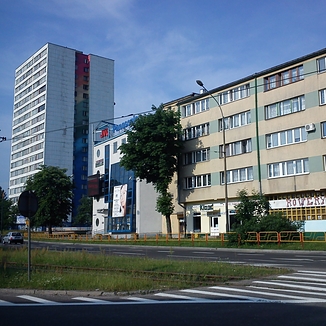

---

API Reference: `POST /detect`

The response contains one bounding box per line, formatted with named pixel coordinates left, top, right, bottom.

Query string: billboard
left=112, top=184, right=127, bottom=217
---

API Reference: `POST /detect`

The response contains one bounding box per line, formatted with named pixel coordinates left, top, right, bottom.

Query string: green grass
left=0, top=247, right=288, bottom=292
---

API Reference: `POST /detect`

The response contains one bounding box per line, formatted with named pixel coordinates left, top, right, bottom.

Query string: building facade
left=9, top=43, right=114, bottom=221
left=90, top=120, right=162, bottom=236
left=165, top=48, right=326, bottom=235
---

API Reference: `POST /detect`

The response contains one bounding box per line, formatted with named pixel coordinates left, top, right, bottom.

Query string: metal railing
left=23, top=231, right=326, bottom=247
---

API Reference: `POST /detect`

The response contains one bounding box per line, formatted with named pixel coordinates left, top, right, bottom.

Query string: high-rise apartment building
left=165, top=48, right=326, bottom=235
left=9, top=43, right=114, bottom=221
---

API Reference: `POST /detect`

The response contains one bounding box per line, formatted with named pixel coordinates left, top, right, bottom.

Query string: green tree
left=24, top=165, right=73, bottom=234
left=73, top=196, right=93, bottom=226
left=0, top=187, right=14, bottom=231
left=230, top=189, right=302, bottom=244
left=119, top=104, right=183, bottom=234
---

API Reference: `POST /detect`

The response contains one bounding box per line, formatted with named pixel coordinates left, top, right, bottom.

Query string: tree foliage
left=119, top=104, right=183, bottom=234
left=24, top=165, right=73, bottom=233
left=0, top=187, right=14, bottom=230
left=229, top=189, right=302, bottom=244
left=73, top=196, right=93, bottom=226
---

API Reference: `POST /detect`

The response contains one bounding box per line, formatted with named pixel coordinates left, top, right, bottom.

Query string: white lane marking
left=253, top=280, right=326, bottom=292
left=278, top=275, right=326, bottom=283
left=237, top=253, right=264, bottom=256
left=181, top=289, right=272, bottom=302
left=72, top=297, right=110, bottom=303
left=127, top=297, right=156, bottom=302
left=112, top=252, right=145, bottom=256
left=249, top=285, right=326, bottom=298
left=297, top=270, right=326, bottom=275
left=192, top=252, right=215, bottom=255
left=154, top=293, right=205, bottom=301
left=0, top=300, right=14, bottom=306
left=273, top=258, right=313, bottom=261
left=17, top=295, right=57, bottom=304
left=209, top=286, right=321, bottom=301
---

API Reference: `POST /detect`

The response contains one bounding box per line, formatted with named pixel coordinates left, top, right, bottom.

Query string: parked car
left=2, top=232, right=24, bottom=244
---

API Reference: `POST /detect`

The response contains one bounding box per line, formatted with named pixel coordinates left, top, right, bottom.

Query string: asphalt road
left=29, top=241, right=326, bottom=271
left=2, top=301, right=326, bottom=326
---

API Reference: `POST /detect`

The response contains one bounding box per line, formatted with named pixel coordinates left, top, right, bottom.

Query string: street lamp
left=196, top=80, right=230, bottom=232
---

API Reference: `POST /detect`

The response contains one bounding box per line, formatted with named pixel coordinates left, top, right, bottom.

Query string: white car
left=2, top=232, right=24, bottom=244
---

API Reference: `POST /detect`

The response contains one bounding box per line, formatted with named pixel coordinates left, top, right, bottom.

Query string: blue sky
left=1, top=0, right=326, bottom=192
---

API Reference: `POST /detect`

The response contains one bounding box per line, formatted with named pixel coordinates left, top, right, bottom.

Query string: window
left=321, top=122, right=326, bottom=138
left=222, top=139, right=252, bottom=157
left=317, top=57, right=326, bottom=73
left=83, top=85, right=89, bottom=90
left=220, top=167, right=253, bottom=184
left=83, top=93, right=89, bottom=99
left=113, top=141, right=118, bottom=153
left=268, top=158, right=309, bottom=178
left=184, top=148, right=210, bottom=165
left=83, top=76, right=89, bottom=81
left=266, top=127, right=307, bottom=148
left=84, top=67, right=89, bottom=73
left=183, top=123, right=209, bottom=140
left=265, top=96, right=305, bottom=119
left=185, top=174, right=211, bottom=189
left=319, top=89, right=326, bottom=105
left=264, top=65, right=304, bottom=91
left=219, top=110, right=251, bottom=131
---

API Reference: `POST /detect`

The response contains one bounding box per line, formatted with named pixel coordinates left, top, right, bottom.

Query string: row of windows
left=265, top=95, right=305, bottom=119
left=11, top=152, right=43, bottom=169
left=221, top=166, right=253, bottom=185
left=10, top=176, right=28, bottom=186
left=14, top=85, right=46, bottom=110
left=13, top=104, right=45, bottom=127
left=13, top=113, right=45, bottom=135
left=222, top=139, right=252, bottom=157
left=12, top=123, right=44, bottom=144
left=12, top=143, right=44, bottom=162
left=268, top=158, right=309, bottom=178
left=219, top=111, right=251, bottom=131
left=266, top=127, right=307, bottom=149
left=15, top=49, right=47, bottom=78
left=183, top=123, right=209, bottom=140
left=11, top=133, right=44, bottom=153
left=15, top=69, right=45, bottom=93
left=185, top=174, right=211, bottom=189
left=182, top=99, right=209, bottom=117
left=184, top=148, right=210, bottom=165
left=264, top=65, right=304, bottom=91
left=15, top=75, right=46, bottom=100
left=10, top=162, right=42, bottom=177
left=15, top=57, right=47, bottom=86
left=217, top=83, right=250, bottom=105
left=185, top=158, right=309, bottom=189
left=13, top=94, right=46, bottom=120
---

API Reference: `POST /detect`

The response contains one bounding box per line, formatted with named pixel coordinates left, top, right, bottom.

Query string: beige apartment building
left=165, top=48, right=326, bottom=235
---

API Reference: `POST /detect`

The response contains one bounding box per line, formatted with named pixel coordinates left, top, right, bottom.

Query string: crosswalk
left=1, top=270, right=326, bottom=306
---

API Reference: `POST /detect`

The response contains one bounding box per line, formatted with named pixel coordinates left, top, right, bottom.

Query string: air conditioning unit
left=305, top=123, right=316, bottom=132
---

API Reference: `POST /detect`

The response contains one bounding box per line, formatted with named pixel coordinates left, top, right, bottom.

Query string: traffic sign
left=18, top=190, right=38, bottom=218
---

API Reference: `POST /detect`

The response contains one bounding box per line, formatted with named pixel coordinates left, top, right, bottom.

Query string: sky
left=1, top=0, right=326, bottom=192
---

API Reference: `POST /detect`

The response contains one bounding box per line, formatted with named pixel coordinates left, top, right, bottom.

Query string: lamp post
left=196, top=80, right=230, bottom=232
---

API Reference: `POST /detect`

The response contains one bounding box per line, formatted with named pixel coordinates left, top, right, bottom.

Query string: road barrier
left=23, top=231, right=326, bottom=247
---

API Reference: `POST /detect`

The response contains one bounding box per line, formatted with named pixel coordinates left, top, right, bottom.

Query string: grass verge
left=0, top=247, right=288, bottom=293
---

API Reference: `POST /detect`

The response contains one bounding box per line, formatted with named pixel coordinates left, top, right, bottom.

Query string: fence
left=23, top=231, right=326, bottom=247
